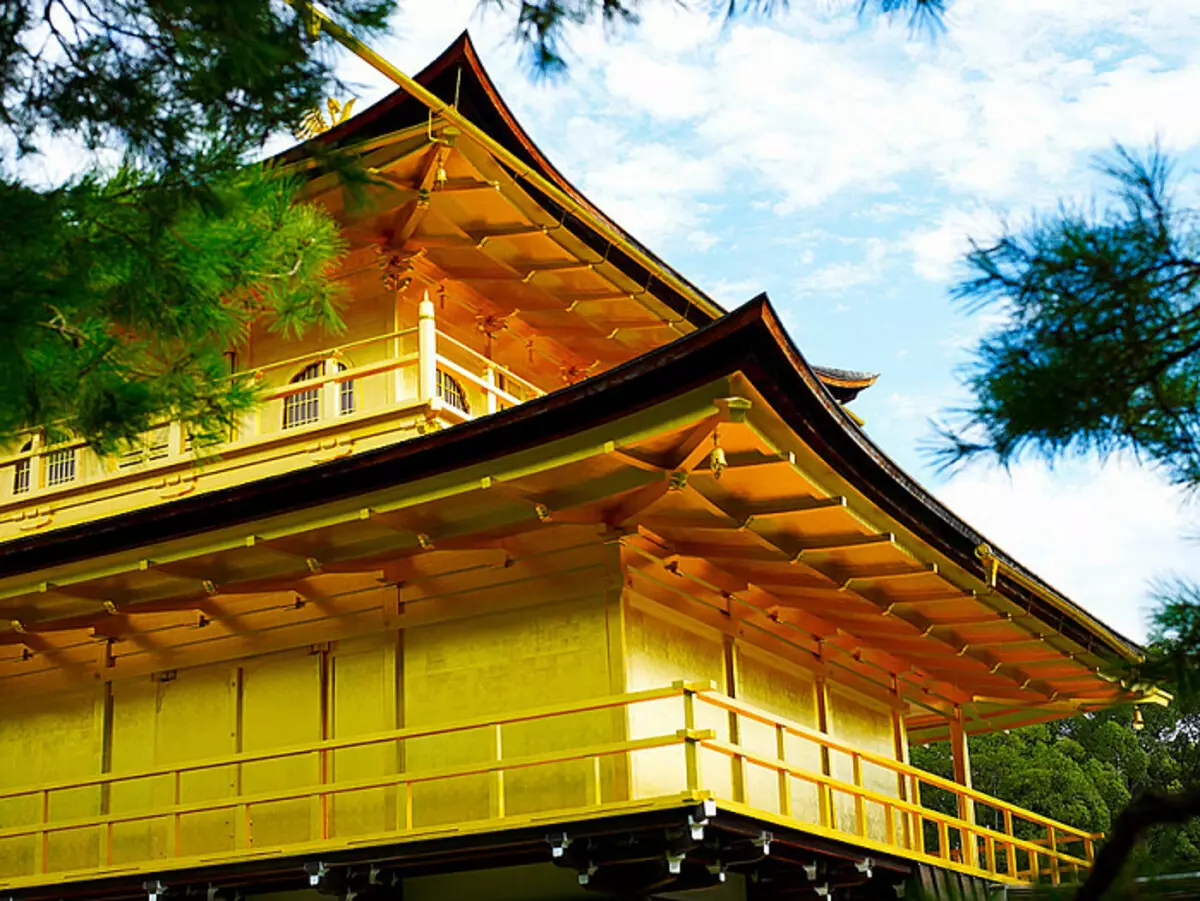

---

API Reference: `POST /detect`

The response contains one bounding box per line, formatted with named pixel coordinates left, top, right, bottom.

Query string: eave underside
left=0, top=350, right=1145, bottom=741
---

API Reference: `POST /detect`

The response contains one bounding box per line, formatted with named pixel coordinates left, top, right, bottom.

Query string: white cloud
left=905, top=207, right=1004, bottom=282
left=796, top=238, right=888, bottom=292
left=935, top=457, right=1200, bottom=643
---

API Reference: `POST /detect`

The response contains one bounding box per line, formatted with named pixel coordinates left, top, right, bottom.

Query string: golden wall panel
left=403, top=591, right=617, bottom=827
left=0, top=687, right=102, bottom=877
left=827, top=685, right=899, bottom=843
left=329, top=634, right=399, bottom=837
left=240, top=651, right=323, bottom=849
left=734, top=646, right=822, bottom=824
left=109, top=664, right=239, bottom=862
left=624, top=599, right=731, bottom=800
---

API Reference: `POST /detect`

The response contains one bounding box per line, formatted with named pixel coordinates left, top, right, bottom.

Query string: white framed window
left=437, top=369, right=470, bottom=414
left=13, top=439, right=32, bottom=495
left=283, top=359, right=355, bottom=429
left=45, top=447, right=76, bottom=487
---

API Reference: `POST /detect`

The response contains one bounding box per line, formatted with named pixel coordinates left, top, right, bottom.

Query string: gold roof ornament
left=294, top=97, right=357, bottom=140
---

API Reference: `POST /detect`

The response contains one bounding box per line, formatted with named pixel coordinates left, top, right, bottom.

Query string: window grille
left=12, top=439, right=32, bottom=495
left=437, top=369, right=470, bottom=414
left=283, top=360, right=355, bottom=429
left=118, top=426, right=172, bottom=469
left=283, top=361, right=324, bottom=429
left=45, top=447, right=76, bottom=487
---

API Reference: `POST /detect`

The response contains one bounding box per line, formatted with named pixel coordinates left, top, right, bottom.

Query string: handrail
left=0, top=321, right=549, bottom=506
left=694, top=688, right=1098, bottom=842
left=0, top=683, right=685, bottom=801
left=0, top=733, right=688, bottom=843
left=436, top=330, right=543, bottom=398
left=0, top=682, right=1094, bottom=888
left=701, top=736, right=1090, bottom=868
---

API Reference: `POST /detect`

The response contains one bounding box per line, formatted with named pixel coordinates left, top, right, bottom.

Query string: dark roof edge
left=280, top=31, right=721, bottom=331
left=0, top=296, right=1141, bottom=664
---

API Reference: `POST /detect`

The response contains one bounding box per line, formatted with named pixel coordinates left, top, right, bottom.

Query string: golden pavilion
left=0, top=25, right=1162, bottom=901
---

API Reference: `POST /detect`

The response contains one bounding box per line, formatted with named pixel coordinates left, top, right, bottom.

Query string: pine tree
left=940, top=147, right=1200, bottom=898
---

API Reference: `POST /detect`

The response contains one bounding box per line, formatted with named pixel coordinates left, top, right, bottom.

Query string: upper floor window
left=283, top=359, right=355, bottom=429
left=437, top=369, right=470, bottom=415
left=45, top=446, right=76, bottom=487
left=13, top=439, right=32, bottom=495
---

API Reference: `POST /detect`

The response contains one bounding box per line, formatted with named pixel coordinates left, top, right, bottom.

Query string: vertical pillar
left=29, top=430, right=44, bottom=492
left=392, top=288, right=405, bottom=405
left=722, top=635, right=745, bottom=803
left=949, top=707, right=978, bottom=866
left=484, top=368, right=498, bottom=415
left=891, top=678, right=913, bottom=850
left=322, top=355, right=340, bottom=421
left=815, top=674, right=835, bottom=830
left=417, top=291, right=437, bottom=405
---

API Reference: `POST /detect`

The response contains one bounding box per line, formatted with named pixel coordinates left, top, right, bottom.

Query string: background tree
left=940, top=147, right=1200, bottom=897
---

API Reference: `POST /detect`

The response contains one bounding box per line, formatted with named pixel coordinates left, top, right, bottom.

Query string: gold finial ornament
left=295, top=97, right=357, bottom=140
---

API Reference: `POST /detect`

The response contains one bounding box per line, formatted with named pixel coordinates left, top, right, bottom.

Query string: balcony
left=0, top=683, right=1096, bottom=892
left=0, top=297, right=545, bottom=538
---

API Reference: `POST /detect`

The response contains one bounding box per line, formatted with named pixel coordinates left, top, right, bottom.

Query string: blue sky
left=323, top=0, right=1200, bottom=643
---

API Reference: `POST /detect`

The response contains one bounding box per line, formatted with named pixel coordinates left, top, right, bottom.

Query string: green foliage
left=935, top=146, right=1200, bottom=487
left=0, top=162, right=345, bottom=453
left=1, top=0, right=391, bottom=169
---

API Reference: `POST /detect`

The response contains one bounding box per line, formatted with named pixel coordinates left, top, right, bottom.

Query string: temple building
left=0, top=26, right=1162, bottom=901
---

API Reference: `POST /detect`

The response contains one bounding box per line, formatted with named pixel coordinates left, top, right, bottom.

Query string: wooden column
left=722, top=635, right=746, bottom=803
left=417, top=291, right=437, bottom=405
left=949, top=707, right=978, bottom=866
left=815, top=674, right=835, bottom=830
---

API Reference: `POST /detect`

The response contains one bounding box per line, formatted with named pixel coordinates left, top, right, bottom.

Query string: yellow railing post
left=489, top=724, right=505, bottom=819
left=168, top=769, right=182, bottom=857
left=910, top=774, right=925, bottom=854
left=1048, top=825, right=1060, bottom=884
left=586, top=755, right=603, bottom=808
left=1004, top=809, right=1018, bottom=875
left=851, top=752, right=867, bottom=837
left=775, top=723, right=791, bottom=818
left=34, top=789, right=48, bottom=874
left=682, top=688, right=701, bottom=793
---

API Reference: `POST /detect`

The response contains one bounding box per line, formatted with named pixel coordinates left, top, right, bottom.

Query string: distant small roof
left=811, top=366, right=879, bottom=402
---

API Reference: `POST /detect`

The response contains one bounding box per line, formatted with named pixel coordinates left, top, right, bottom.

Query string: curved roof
left=283, top=32, right=877, bottom=402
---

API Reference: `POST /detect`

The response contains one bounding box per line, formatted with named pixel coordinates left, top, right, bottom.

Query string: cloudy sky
left=316, top=0, right=1200, bottom=643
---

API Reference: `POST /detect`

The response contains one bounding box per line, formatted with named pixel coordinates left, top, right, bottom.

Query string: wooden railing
left=0, top=683, right=1097, bottom=890
left=689, top=688, right=1097, bottom=885
left=0, top=294, right=545, bottom=506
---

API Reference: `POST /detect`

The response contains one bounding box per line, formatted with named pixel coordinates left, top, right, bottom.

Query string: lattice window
left=45, top=447, right=76, bottom=487
left=12, top=439, right=32, bottom=495
left=339, top=371, right=356, bottom=416
left=437, top=369, right=470, bottom=414
left=118, top=426, right=172, bottom=469
left=283, top=361, right=324, bottom=429
left=283, top=360, right=354, bottom=429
